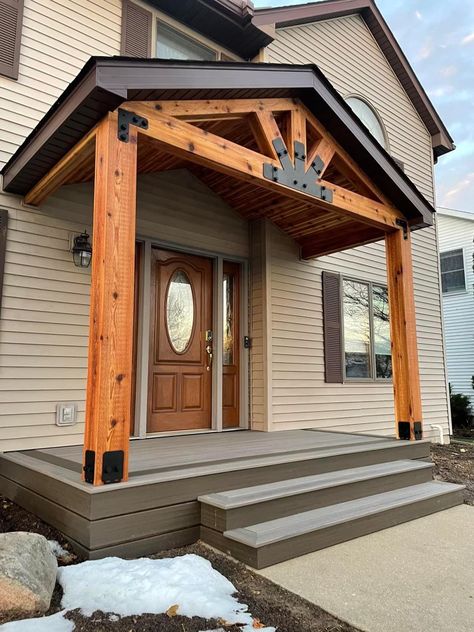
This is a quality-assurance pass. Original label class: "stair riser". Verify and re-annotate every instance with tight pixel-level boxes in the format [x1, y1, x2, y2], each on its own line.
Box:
[201, 490, 464, 569]
[201, 467, 433, 531]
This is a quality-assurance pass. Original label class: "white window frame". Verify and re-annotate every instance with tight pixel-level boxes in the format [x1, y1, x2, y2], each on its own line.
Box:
[440, 248, 467, 294]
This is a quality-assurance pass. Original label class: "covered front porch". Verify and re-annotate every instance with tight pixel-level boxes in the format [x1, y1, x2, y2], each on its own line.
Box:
[1, 58, 434, 488]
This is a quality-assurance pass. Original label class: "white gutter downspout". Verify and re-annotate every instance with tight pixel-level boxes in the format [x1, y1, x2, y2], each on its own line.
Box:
[430, 424, 445, 445]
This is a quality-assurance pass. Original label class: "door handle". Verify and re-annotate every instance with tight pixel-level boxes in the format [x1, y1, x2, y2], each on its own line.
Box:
[206, 344, 213, 371]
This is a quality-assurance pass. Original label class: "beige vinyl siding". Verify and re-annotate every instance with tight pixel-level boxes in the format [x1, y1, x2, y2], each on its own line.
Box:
[0, 0, 123, 168]
[264, 15, 449, 439]
[0, 171, 249, 450]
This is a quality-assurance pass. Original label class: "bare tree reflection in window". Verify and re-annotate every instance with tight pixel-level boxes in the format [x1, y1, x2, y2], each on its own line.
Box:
[373, 285, 392, 378]
[343, 280, 371, 378]
[223, 273, 234, 365]
[166, 270, 194, 353]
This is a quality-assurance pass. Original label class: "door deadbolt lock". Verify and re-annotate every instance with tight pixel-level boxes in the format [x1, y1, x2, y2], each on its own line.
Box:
[205, 330, 213, 342]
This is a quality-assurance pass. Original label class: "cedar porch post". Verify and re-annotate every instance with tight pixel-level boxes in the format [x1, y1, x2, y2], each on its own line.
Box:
[82, 112, 138, 485]
[385, 227, 423, 440]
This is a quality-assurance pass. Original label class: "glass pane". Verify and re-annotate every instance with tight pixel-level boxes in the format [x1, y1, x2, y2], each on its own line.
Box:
[157, 22, 216, 61]
[442, 269, 466, 293]
[223, 273, 234, 366]
[440, 249, 464, 273]
[345, 97, 387, 149]
[343, 280, 371, 378]
[166, 270, 194, 353]
[373, 285, 392, 379]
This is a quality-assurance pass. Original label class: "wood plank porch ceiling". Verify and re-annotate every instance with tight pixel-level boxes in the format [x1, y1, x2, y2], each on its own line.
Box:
[24, 97, 401, 258]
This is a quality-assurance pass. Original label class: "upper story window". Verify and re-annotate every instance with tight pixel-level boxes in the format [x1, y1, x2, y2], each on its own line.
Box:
[156, 22, 217, 61]
[343, 278, 392, 380]
[122, 1, 239, 63]
[345, 97, 388, 150]
[440, 249, 466, 294]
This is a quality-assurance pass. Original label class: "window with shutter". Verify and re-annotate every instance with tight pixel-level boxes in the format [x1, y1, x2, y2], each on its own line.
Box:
[121, 0, 152, 58]
[0, 0, 24, 80]
[0, 209, 8, 314]
[322, 271, 343, 383]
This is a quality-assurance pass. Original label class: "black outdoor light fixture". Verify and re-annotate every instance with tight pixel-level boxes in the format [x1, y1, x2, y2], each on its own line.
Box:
[72, 231, 92, 268]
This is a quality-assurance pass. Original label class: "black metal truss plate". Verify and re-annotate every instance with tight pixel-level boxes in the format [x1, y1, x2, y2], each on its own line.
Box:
[118, 109, 148, 142]
[83, 449, 95, 484]
[263, 138, 333, 203]
[102, 450, 124, 484]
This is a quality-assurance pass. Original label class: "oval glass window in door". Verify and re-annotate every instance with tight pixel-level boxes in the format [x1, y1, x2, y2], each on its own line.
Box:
[166, 270, 194, 353]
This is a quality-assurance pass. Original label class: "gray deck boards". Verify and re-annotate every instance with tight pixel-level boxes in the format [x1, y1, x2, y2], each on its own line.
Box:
[0, 429, 433, 559]
[199, 460, 433, 509]
[225, 481, 465, 547]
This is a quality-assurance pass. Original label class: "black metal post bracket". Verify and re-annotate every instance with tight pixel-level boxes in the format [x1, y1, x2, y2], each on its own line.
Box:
[118, 109, 148, 142]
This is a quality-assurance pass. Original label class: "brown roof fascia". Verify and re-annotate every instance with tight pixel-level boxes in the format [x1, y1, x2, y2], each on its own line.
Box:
[253, 0, 454, 158]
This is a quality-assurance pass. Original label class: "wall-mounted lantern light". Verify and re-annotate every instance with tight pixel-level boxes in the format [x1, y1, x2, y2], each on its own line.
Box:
[72, 231, 92, 268]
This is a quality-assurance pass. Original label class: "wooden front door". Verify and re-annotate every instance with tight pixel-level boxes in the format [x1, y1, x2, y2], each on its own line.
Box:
[148, 248, 213, 432]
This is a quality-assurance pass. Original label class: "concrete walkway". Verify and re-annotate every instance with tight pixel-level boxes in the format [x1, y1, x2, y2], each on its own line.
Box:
[258, 505, 474, 632]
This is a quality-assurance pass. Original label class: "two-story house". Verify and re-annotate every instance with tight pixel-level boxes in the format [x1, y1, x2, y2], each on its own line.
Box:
[0, 0, 463, 566]
[438, 207, 474, 405]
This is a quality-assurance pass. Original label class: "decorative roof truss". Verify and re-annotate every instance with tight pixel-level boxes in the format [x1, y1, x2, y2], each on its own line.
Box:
[24, 97, 406, 258]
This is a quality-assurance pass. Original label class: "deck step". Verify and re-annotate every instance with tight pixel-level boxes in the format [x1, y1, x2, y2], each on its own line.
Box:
[199, 460, 433, 531]
[201, 481, 464, 569]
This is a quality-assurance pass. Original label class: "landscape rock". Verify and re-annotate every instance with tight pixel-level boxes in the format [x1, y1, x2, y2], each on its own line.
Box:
[0, 531, 57, 615]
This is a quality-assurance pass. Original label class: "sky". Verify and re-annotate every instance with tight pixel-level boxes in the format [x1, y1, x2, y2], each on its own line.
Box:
[253, 0, 474, 212]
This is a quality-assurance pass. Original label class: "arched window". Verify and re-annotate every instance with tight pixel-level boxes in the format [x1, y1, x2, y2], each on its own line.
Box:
[345, 97, 388, 150]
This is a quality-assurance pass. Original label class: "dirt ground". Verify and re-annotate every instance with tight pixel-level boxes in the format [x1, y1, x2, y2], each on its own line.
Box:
[431, 440, 474, 505]
[1, 442, 472, 631]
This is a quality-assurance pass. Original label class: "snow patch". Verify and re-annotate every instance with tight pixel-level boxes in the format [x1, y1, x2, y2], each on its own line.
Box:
[48, 540, 69, 558]
[0, 611, 74, 632]
[58, 554, 274, 631]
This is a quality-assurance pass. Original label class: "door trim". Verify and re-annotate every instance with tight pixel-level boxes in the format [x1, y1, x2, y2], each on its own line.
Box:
[133, 237, 249, 438]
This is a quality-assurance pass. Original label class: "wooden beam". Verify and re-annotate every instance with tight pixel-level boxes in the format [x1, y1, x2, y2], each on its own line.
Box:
[83, 112, 137, 485]
[385, 228, 423, 440]
[134, 98, 299, 119]
[307, 137, 335, 178]
[304, 109, 392, 206]
[249, 110, 283, 160]
[24, 127, 97, 206]
[320, 180, 403, 230]
[281, 107, 306, 161]
[128, 104, 401, 231]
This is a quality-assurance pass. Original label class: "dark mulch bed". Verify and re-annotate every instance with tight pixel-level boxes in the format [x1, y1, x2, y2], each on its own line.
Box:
[431, 441, 474, 505]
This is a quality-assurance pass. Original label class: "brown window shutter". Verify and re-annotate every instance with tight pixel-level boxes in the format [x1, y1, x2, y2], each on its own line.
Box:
[0, 0, 24, 80]
[121, 0, 152, 57]
[0, 209, 8, 314]
[322, 271, 343, 383]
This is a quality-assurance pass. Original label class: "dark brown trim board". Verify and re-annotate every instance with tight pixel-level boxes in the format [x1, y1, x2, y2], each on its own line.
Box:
[2, 58, 435, 230]
[253, 0, 454, 158]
